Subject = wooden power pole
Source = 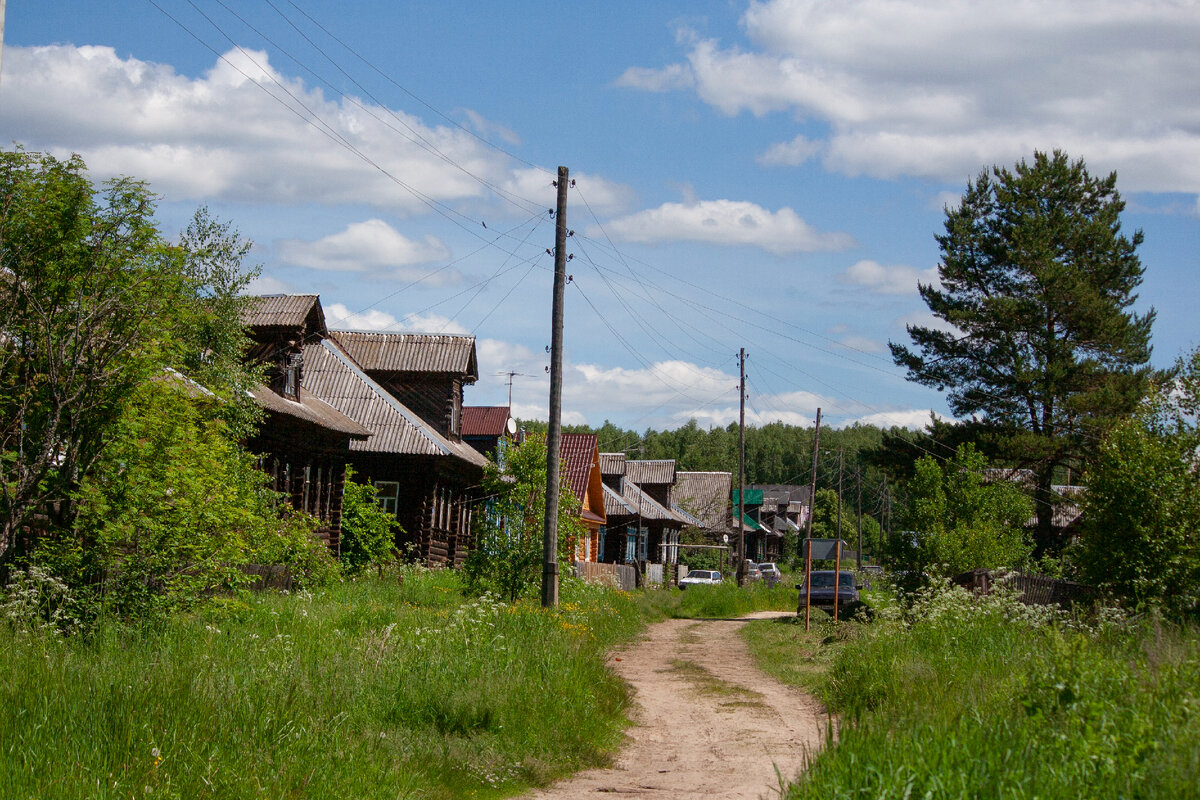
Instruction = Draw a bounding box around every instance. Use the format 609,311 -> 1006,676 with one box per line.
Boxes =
804,408 -> 821,547
542,166 -> 569,608
737,347 -> 746,585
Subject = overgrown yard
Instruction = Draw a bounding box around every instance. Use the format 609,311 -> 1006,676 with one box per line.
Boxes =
741,585 -> 1200,799
0,567 -> 648,800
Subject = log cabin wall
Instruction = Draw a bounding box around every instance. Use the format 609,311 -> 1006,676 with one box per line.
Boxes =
248,418 -> 350,552
373,374 -> 462,440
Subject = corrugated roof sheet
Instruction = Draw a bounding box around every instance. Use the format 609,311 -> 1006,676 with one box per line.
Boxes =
301,339 -> 487,468
560,433 -> 598,502
329,330 -> 478,381
247,384 -> 370,438
625,459 -> 676,485
599,452 -> 626,476
242,294 -> 324,330
618,480 -> 682,523
671,504 -> 705,528
674,471 -> 732,531
462,406 -> 511,437
603,483 -> 636,516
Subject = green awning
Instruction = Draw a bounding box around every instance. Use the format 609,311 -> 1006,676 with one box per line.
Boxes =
739,512 -> 769,532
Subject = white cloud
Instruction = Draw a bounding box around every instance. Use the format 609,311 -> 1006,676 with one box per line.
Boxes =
844,409 -> 945,431
276,220 -> 453,280
614,63 -> 696,92
324,303 -> 470,334
625,1 -> 1200,193
894,310 -> 960,335
841,259 -> 938,295
757,134 -> 823,167
500,168 -> 637,217
0,45 -> 526,211
244,274 -> 297,295
602,198 -> 854,253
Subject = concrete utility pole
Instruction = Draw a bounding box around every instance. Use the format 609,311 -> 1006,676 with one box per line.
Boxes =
737,347 -> 746,585
542,166 -> 569,608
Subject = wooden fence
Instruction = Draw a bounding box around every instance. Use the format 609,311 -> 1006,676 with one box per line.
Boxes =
953,568 -> 1098,609
574,561 -> 639,591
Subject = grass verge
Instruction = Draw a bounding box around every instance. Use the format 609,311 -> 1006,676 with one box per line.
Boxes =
779,584 -> 1200,799
0,567 -> 645,800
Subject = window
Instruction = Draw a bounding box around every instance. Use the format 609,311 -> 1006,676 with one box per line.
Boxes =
283,354 -> 302,400
375,481 -> 399,516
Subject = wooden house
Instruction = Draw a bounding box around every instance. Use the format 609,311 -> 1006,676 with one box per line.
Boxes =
305,333 -> 489,566
462,406 -> 517,462
560,433 -> 606,562
747,484 -> 810,562
243,295 -> 489,566
242,295 -> 371,552
598,453 -> 685,567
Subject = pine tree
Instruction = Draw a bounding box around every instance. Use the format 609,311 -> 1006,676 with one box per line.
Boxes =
890,150 -> 1156,552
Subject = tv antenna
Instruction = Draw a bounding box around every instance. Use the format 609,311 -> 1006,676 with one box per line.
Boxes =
496,371 -> 530,407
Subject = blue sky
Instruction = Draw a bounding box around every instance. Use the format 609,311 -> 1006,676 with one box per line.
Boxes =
4,1 -> 1199,434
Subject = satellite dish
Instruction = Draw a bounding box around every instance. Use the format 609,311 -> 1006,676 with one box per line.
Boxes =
506,417 -> 518,435
722,534 -> 729,544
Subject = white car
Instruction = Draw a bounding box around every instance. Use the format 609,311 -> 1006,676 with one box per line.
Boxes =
758,562 -> 782,581
679,569 -> 723,589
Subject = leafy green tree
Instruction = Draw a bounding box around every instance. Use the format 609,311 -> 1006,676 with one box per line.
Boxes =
339,466 -> 401,575
891,150 -> 1156,553
463,433 -> 585,602
1076,348 -> 1200,619
899,444 -> 1032,577
66,378 -> 334,621
0,150 -> 191,559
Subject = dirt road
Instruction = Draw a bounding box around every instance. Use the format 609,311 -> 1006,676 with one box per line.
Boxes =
522,611 -> 827,800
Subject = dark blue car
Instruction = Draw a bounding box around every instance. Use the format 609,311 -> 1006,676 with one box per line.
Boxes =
797,570 -> 860,613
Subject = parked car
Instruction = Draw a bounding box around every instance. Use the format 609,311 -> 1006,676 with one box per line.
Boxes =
743,561 -> 763,581
796,570 -> 861,614
758,562 -> 782,581
679,569 -> 723,589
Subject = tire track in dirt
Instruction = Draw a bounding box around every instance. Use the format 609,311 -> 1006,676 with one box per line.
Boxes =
522,611 -> 827,799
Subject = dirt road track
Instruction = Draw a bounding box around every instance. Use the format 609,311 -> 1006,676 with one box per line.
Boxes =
522,611 -> 827,800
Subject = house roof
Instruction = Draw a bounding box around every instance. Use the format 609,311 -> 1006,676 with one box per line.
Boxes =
247,383 -> 370,438
329,330 -> 478,382
674,471 -> 732,531
603,483 -> 636,516
625,459 -> 676,485
462,406 -> 512,437
242,294 -> 326,332
748,484 -> 812,507
560,433 -> 599,502
599,452 -> 626,476
300,338 -> 487,467
615,479 -> 682,523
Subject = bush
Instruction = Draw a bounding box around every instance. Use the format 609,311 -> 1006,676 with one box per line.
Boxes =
339,466 -> 401,574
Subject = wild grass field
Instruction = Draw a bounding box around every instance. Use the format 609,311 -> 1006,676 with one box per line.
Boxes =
741,583 -> 1200,800
0,567 -> 647,800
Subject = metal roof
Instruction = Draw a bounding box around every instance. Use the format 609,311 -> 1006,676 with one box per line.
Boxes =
300,339 -> 487,468
625,459 -> 676,485
462,406 -> 512,437
599,452 -> 626,476
560,433 -> 598,502
602,483 -> 636,516
616,479 -> 683,523
674,471 -> 732,531
242,294 -> 325,331
329,330 -> 478,381
748,484 -> 811,506
247,384 -> 369,438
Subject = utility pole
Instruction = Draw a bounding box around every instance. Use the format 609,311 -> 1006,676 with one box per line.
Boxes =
542,166 -> 569,608
836,446 -> 844,546
737,347 -> 746,585
804,408 -> 821,546
856,466 -> 863,570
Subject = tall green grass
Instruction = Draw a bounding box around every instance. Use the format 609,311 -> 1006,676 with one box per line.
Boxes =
0,567 -> 645,799
784,584 -> 1200,799
655,580 -> 797,619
